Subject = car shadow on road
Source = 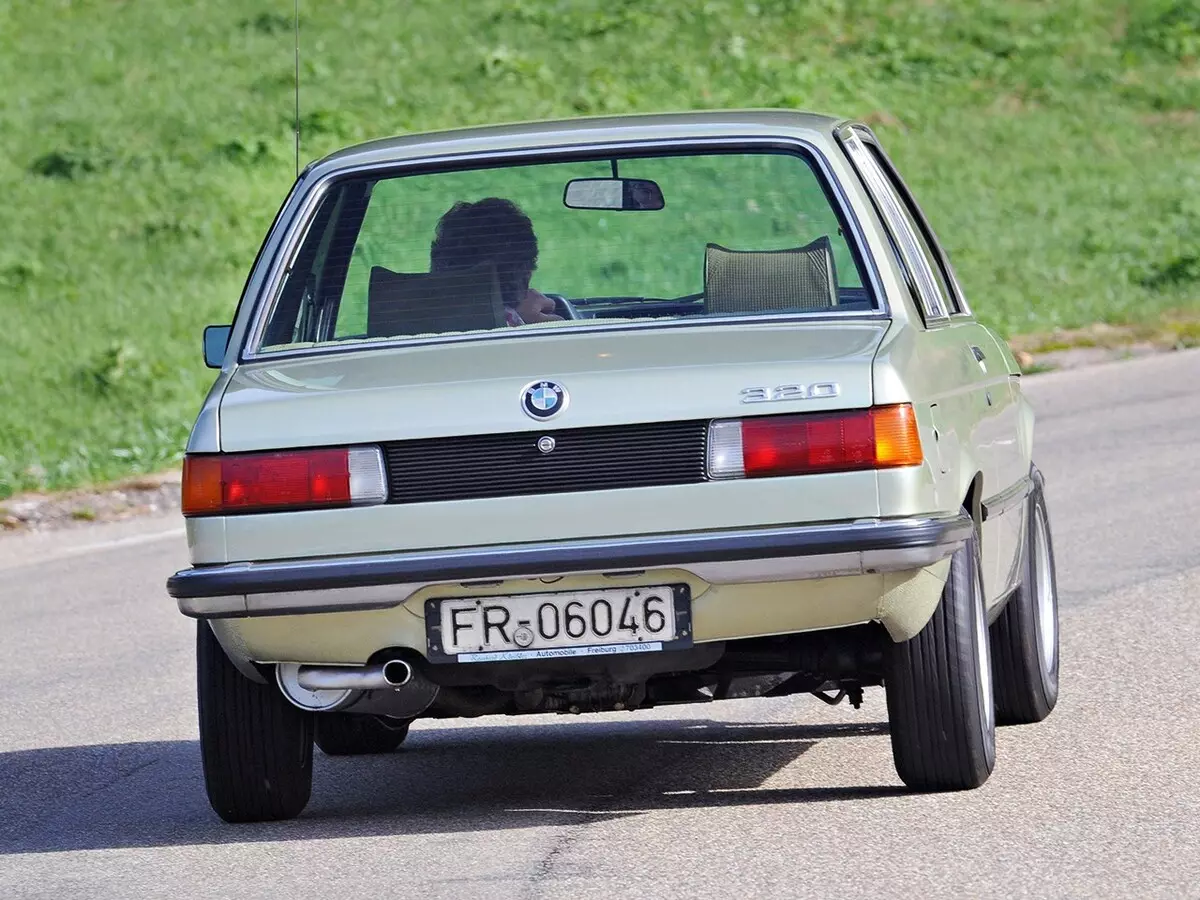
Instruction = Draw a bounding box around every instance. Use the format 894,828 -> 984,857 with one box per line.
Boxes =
0,717 -> 900,854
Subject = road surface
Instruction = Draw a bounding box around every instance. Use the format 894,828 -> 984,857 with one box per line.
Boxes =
1,350 -> 1198,899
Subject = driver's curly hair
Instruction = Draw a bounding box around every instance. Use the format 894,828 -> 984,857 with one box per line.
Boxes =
430,197 -> 539,308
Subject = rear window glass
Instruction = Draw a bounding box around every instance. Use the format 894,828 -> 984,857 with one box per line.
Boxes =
256,149 -> 876,353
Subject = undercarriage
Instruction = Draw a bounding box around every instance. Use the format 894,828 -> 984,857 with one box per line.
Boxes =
273,624 -> 890,720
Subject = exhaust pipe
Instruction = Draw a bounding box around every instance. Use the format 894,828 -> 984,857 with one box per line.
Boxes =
295,659 -> 413,692
276,657 -> 438,717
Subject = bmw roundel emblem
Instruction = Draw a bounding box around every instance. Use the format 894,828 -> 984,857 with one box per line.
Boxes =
521,380 -> 568,420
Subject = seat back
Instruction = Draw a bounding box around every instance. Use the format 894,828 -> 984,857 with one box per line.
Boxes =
367,263 -> 506,338
703,236 -> 840,315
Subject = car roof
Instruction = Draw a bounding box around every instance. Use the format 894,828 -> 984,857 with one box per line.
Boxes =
308,109 -> 847,178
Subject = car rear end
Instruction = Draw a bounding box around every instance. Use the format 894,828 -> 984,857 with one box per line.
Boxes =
175,315 -> 964,664
172,113 -> 971,822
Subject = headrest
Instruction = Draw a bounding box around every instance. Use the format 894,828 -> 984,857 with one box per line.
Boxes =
367,263 -> 506,338
704,236 -> 839,315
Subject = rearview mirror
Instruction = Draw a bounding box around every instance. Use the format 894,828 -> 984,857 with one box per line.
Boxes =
203,325 -> 232,368
563,178 -> 665,211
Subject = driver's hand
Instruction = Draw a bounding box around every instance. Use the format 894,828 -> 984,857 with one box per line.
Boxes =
517,289 -> 563,324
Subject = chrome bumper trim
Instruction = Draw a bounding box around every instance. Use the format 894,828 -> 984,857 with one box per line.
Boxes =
170,514 -> 971,619
982,474 -> 1035,522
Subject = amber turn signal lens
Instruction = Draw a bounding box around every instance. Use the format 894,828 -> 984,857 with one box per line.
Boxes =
871,404 -> 924,468
181,455 -> 224,516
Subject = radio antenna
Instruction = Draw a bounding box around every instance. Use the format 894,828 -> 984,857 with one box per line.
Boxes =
293,0 -> 301,177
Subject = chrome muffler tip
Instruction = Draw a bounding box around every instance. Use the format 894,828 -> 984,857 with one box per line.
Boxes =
279,657 -> 420,709
381,659 -> 413,687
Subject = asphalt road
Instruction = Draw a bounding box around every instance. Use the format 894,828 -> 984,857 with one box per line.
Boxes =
1,350 -> 1198,899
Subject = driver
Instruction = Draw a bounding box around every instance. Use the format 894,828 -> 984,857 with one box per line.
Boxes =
430,197 -> 562,326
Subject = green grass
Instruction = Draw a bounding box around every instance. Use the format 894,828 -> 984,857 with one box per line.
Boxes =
2,0 -> 1199,497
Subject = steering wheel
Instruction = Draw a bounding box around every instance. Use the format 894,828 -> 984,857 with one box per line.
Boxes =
545,293 -> 581,320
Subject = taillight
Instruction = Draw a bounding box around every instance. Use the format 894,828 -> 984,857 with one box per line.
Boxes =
707,405 -> 923,479
182,447 -> 387,516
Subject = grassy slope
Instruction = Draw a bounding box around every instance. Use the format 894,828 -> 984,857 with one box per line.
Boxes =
1,0 -> 1198,497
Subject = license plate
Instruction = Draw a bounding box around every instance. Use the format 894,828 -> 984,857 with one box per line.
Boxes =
425,584 -> 692,663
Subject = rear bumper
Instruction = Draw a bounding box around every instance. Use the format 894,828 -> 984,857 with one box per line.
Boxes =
168,513 -> 972,619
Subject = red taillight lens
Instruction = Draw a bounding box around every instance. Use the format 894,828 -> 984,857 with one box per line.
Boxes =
709,405 -> 923,479
182,447 -> 385,516
222,450 -> 349,511
742,411 -> 876,476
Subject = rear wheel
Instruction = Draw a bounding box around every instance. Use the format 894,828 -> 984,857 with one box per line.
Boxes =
885,518 -> 996,791
197,622 -> 314,823
991,478 -> 1059,724
315,713 -> 411,756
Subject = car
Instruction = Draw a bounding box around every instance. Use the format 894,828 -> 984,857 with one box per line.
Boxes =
167,109 -> 1060,823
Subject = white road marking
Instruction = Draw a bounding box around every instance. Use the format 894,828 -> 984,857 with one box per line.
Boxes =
53,527 -> 186,556
656,738 -> 812,745
0,525 -> 186,572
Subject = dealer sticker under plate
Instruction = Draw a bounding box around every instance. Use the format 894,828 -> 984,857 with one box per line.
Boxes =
424,584 -> 692,664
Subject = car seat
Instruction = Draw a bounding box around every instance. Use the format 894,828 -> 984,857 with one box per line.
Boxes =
703,235 -> 839,315
367,263 -> 507,338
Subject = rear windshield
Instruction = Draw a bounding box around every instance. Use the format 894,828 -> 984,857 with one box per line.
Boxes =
255,148 -> 876,353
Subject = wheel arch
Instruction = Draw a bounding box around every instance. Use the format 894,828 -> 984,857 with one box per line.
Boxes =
208,619 -> 269,683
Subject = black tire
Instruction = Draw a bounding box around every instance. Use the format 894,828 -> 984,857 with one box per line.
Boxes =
197,622 -> 314,823
315,714 -> 410,756
885,518 -> 996,791
991,476 -> 1060,725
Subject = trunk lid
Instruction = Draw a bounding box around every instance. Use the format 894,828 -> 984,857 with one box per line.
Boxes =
219,322 -> 888,452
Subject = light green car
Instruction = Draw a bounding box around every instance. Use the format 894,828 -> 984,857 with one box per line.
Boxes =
168,110 -> 1060,823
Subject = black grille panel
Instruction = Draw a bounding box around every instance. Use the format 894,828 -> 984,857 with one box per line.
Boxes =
383,420 -> 709,504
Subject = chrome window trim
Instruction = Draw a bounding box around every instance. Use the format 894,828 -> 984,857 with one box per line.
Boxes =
201,172 -> 310,383
944,261 -> 976,319
866,133 -> 974,320
836,126 -> 952,328
238,135 -> 891,362
841,124 -> 975,321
